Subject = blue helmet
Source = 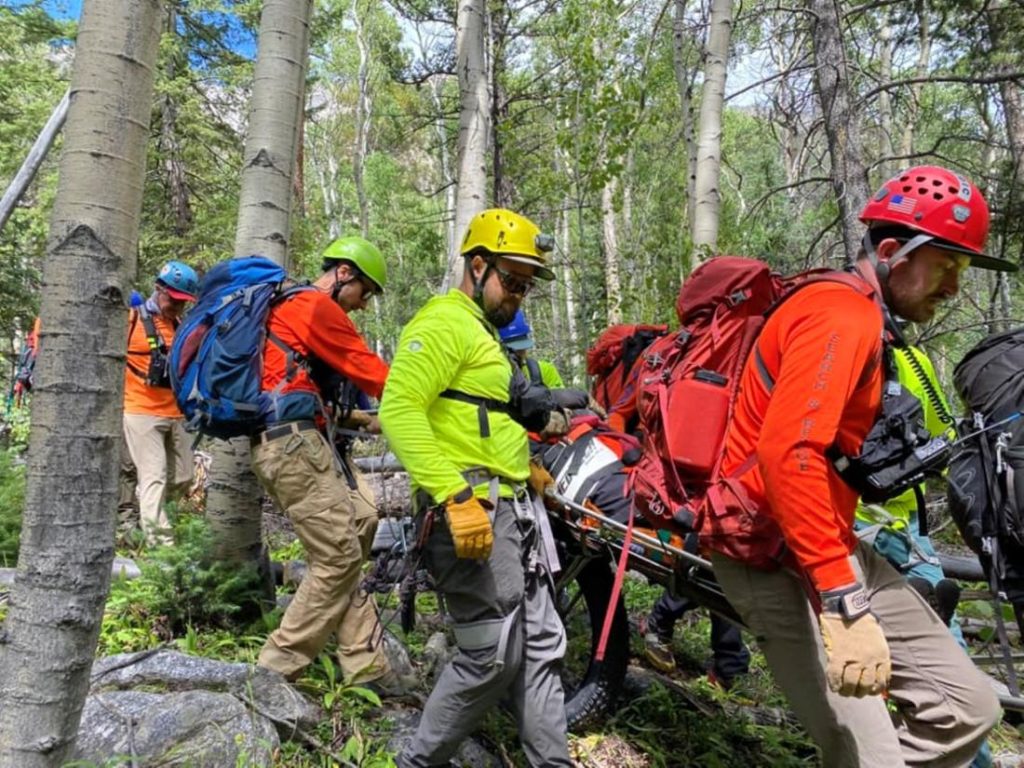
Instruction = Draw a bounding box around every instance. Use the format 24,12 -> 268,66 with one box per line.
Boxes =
157,260 -> 199,300
499,310 -> 534,351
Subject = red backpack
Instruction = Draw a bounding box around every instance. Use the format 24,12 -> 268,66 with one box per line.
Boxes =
628,256 -> 874,568
587,324 -> 669,413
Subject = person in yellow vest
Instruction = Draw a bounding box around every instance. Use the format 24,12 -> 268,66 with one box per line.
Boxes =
123,261 -> 198,545
498,309 -> 565,388
381,209 -> 572,767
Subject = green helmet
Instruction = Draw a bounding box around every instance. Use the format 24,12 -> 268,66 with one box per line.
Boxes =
322,236 -> 388,292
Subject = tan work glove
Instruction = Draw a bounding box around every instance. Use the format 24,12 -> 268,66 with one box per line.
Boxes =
528,461 -> 555,498
539,408 -> 570,440
818,585 -> 891,697
445,487 -> 494,560
341,410 -> 381,433
587,395 -> 608,420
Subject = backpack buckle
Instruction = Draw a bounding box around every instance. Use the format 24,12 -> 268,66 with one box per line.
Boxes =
727,290 -> 749,307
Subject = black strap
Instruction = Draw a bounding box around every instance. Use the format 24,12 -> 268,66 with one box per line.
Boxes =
438,389 -> 510,438
525,357 -> 543,384
267,330 -> 309,382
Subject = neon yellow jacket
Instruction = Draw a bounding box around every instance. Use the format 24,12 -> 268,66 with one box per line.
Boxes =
379,289 -> 530,503
855,345 -> 956,525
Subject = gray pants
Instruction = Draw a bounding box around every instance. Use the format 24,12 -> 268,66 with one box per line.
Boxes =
400,498 -> 572,767
713,541 -> 1000,767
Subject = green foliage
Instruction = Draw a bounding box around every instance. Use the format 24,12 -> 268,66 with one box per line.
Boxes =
101,512 -> 265,654
0,448 -> 24,567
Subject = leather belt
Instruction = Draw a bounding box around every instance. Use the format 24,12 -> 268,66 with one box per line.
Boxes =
253,419 -> 319,445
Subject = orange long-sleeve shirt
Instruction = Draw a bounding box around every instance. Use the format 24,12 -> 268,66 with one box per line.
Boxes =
261,289 -> 389,402
720,282 -> 883,592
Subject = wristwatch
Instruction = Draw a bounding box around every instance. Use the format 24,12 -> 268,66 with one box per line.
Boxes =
820,584 -> 871,620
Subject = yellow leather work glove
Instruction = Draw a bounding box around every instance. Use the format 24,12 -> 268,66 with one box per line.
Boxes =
445,487 -> 494,560
818,585 -> 891,697
528,461 -> 555,498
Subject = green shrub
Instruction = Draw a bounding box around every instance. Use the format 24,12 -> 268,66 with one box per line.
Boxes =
106,512 -> 265,639
0,449 -> 25,566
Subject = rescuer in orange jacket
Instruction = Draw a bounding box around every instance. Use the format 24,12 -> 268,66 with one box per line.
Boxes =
251,236 -> 409,698
711,167 -> 1013,767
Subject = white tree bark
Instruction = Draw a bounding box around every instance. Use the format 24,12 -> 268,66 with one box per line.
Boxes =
0,1 -> 163,764
209,0 -> 313,590
444,0 -> 489,291
352,0 -> 373,237
690,0 -> 733,260
559,198 -> 581,376
234,0 -> 313,262
601,173 -> 623,325
672,0 -> 698,230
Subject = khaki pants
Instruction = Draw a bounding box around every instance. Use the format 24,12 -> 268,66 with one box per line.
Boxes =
252,424 -> 388,683
123,413 -> 193,544
713,541 -> 1000,768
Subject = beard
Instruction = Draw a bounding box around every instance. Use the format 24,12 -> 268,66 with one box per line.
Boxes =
484,302 -> 518,328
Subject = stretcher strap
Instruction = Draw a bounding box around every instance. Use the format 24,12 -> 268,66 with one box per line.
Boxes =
596,503 -> 634,662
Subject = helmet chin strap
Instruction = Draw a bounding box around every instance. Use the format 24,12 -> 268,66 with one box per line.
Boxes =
471,258 -> 493,311
331,265 -> 359,302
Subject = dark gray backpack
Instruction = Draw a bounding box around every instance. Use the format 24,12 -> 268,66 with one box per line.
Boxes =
949,327 -> 1024,587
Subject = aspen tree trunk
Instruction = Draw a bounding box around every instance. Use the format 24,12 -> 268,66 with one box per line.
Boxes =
0,1 -> 163,764
207,0 -> 313,592
672,0 -> 698,233
353,0 -> 372,237
559,200 -> 581,376
876,11 -> 895,179
431,74 -> 457,262
443,0 -> 489,291
809,0 -> 871,264
601,173 -> 623,325
690,0 -> 733,260
899,0 -> 931,158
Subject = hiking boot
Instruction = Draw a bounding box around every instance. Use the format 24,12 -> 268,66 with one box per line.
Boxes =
361,668 -> 417,699
644,632 -> 677,673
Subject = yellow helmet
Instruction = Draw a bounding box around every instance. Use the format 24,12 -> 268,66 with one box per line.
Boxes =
459,208 -> 555,280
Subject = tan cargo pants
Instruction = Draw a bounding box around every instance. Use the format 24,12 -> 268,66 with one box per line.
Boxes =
122,413 -> 193,545
252,422 -> 389,684
712,540 -> 1000,768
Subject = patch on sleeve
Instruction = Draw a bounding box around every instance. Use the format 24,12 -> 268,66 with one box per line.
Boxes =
407,340 -> 423,352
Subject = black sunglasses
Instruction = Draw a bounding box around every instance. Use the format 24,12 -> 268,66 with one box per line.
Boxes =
489,261 -> 535,296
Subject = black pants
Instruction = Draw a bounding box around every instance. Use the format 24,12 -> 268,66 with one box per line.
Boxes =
649,590 -> 750,682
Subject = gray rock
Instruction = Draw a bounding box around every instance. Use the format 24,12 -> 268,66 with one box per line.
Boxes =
90,649 -> 321,738
74,689 -> 277,767
0,556 -> 141,589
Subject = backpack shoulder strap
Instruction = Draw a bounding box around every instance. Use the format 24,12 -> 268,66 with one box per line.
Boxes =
525,357 -> 542,384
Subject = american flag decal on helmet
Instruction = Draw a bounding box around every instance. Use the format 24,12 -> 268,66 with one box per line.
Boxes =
887,194 -> 916,214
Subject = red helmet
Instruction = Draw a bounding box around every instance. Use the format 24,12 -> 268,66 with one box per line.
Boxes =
860,165 -> 1014,272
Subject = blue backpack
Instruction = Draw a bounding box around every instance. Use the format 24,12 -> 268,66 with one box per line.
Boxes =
169,256 -> 311,439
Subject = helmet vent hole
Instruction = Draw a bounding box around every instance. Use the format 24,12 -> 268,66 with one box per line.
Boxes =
933,193 -> 944,200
